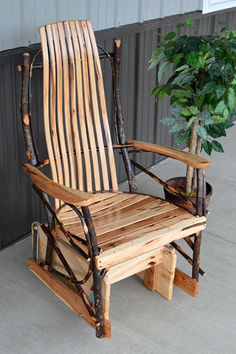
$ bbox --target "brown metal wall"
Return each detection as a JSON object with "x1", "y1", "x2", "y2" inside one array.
[{"x1": 1, "y1": 9, "x2": 236, "y2": 248}]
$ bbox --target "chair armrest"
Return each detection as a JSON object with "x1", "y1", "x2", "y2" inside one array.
[
  {"x1": 22, "y1": 164, "x2": 115, "y2": 206},
  {"x1": 126, "y1": 139, "x2": 210, "y2": 169}
]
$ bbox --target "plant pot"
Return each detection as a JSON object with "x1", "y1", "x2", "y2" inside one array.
[{"x1": 164, "y1": 177, "x2": 212, "y2": 214}]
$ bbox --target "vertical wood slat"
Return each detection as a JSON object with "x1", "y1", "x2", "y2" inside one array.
[
  {"x1": 87, "y1": 21, "x2": 118, "y2": 191},
  {"x1": 69, "y1": 20, "x2": 93, "y2": 192},
  {"x1": 75, "y1": 21, "x2": 101, "y2": 191},
  {"x1": 64, "y1": 21, "x2": 84, "y2": 191},
  {"x1": 57, "y1": 22, "x2": 77, "y2": 190},
  {"x1": 51, "y1": 24, "x2": 70, "y2": 188},
  {"x1": 39, "y1": 20, "x2": 118, "y2": 194},
  {"x1": 45, "y1": 25, "x2": 63, "y2": 187},
  {"x1": 38, "y1": 27, "x2": 58, "y2": 186},
  {"x1": 81, "y1": 21, "x2": 110, "y2": 191}
]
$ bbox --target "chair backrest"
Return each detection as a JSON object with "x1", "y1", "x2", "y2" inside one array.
[{"x1": 38, "y1": 20, "x2": 118, "y2": 205}]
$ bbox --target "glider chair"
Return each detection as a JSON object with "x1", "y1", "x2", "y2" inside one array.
[{"x1": 19, "y1": 20, "x2": 209, "y2": 338}]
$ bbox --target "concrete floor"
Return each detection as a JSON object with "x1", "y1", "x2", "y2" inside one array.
[{"x1": 1, "y1": 126, "x2": 236, "y2": 354}]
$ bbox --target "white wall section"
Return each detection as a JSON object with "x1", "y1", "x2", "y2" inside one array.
[
  {"x1": 0, "y1": 0, "x2": 203, "y2": 51},
  {"x1": 203, "y1": 0, "x2": 236, "y2": 14}
]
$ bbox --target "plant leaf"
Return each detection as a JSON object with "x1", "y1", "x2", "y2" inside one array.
[
  {"x1": 203, "y1": 140, "x2": 212, "y2": 155},
  {"x1": 196, "y1": 125, "x2": 207, "y2": 139},
  {"x1": 223, "y1": 107, "x2": 229, "y2": 122},
  {"x1": 215, "y1": 100, "x2": 226, "y2": 114},
  {"x1": 198, "y1": 55, "x2": 205, "y2": 68},
  {"x1": 158, "y1": 62, "x2": 170, "y2": 82},
  {"x1": 170, "y1": 107, "x2": 182, "y2": 117},
  {"x1": 211, "y1": 140, "x2": 224, "y2": 152},
  {"x1": 228, "y1": 87, "x2": 235, "y2": 111},
  {"x1": 181, "y1": 109, "x2": 192, "y2": 116},
  {"x1": 174, "y1": 135, "x2": 185, "y2": 146},
  {"x1": 211, "y1": 115, "x2": 225, "y2": 123},
  {"x1": 151, "y1": 86, "x2": 161, "y2": 96},
  {"x1": 224, "y1": 120, "x2": 234, "y2": 129},
  {"x1": 186, "y1": 18, "x2": 194, "y2": 29},
  {"x1": 158, "y1": 90, "x2": 165, "y2": 100},
  {"x1": 164, "y1": 32, "x2": 176, "y2": 41},
  {"x1": 215, "y1": 84, "x2": 226, "y2": 98},
  {"x1": 176, "y1": 23, "x2": 185, "y2": 30},
  {"x1": 160, "y1": 117, "x2": 176, "y2": 126},
  {"x1": 199, "y1": 42, "x2": 212, "y2": 53},
  {"x1": 187, "y1": 116, "x2": 196, "y2": 128},
  {"x1": 176, "y1": 64, "x2": 189, "y2": 72},
  {"x1": 206, "y1": 124, "x2": 226, "y2": 138},
  {"x1": 186, "y1": 51, "x2": 198, "y2": 66},
  {"x1": 189, "y1": 106, "x2": 200, "y2": 115},
  {"x1": 169, "y1": 123, "x2": 184, "y2": 133},
  {"x1": 173, "y1": 91, "x2": 185, "y2": 98},
  {"x1": 200, "y1": 81, "x2": 215, "y2": 96},
  {"x1": 173, "y1": 54, "x2": 184, "y2": 65}
]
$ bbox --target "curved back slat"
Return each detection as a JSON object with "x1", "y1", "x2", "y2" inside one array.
[{"x1": 38, "y1": 20, "x2": 118, "y2": 206}]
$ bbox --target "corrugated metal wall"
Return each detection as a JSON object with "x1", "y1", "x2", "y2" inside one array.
[
  {"x1": 1, "y1": 9, "x2": 236, "y2": 248},
  {"x1": 0, "y1": 0, "x2": 203, "y2": 51}
]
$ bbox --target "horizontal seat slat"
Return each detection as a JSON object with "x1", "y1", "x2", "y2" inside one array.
[
  {"x1": 99, "y1": 208, "x2": 185, "y2": 248},
  {"x1": 67, "y1": 202, "x2": 178, "y2": 237},
  {"x1": 96, "y1": 216, "x2": 206, "y2": 269},
  {"x1": 58, "y1": 192, "x2": 206, "y2": 269}
]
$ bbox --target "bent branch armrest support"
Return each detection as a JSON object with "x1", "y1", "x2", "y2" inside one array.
[
  {"x1": 126, "y1": 139, "x2": 210, "y2": 169},
  {"x1": 22, "y1": 164, "x2": 115, "y2": 207}
]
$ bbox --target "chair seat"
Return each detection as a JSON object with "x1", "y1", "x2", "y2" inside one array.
[{"x1": 58, "y1": 192, "x2": 206, "y2": 269}]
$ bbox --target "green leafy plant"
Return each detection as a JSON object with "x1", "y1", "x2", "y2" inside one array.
[{"x1": 150, "y1": 20, "x2": 235, "y2": 194}]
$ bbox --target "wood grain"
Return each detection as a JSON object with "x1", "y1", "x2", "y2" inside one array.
[
  {"x1": 155, "y1": 246, "x2": 176, "y2": 300},
  {"x1": 38, "y1": 20, "x2": 118, "y2": 193},
  {"x1": 126, "y1": 139, "x2": 210, "y2": 169},
  {"x1": 22, "y1": 163, "x2": 119, "y2": 206},
  {"x1": 38, "y1": 26, "x2": 58, "y2": 199},
  {"x1": 70, "y1": 20, "x2": 92, "y2": 191},
  {"x1": 76, "y1": 21, "x2": 101, "y2": 191},
  {"x1": 64, "y1": 21, "x2": 84, "y2": 191},
  {"x1": 144, "y1": 246, "x2": 176, "y2": 300},
  {"x1": 45, "y1": 25, "x2": 64, "y2": 192},
  {"x1": 105, "y1": 247, "x2": 163, "y2": 284},
  {"x1": 87, "y1": 21, "x2": 118, "y2": 191},
  {"x1": 58, "y1": 22, "x2": 77, "y2": 189},
  {"x1": 95, "y1": 215, "x2": 206, "y2": 269},
  {"x1": 28, "y1": 258, "x2": 111, "y2": 338},
  {"x1": 51, "y1": 23, "x2": 70, "y2": 187},
  {"x1": 174, "y1": 268, "x2": 199, "y2": 297}
]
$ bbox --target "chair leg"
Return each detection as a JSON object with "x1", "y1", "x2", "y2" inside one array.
[
  {"x1": 192, "y1": 232, "x2": 202, "y2": 281},
  {"x1": 102, "y1": 278, "x2": 111, "y2": 320},
  {"x1": 144, "y1": 246, "x2": 176, "y2": 300}
]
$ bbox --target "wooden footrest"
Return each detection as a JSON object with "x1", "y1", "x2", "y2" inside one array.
[{"x1": 28, "y1": 258, "x2": 111, "y2": 338}]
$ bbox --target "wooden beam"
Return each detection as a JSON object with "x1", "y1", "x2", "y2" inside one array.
[
  {"x1": 126, "y1": 139, "x2": 210, "y2": 169},
  {"x1": 174, "y1": 268, "x2": 199, "y2": 297},
  {"x1": 28, "y1": 258, "x2": 111, "y2": 338},
  {"x1": 105, "y1": 247, "x2": 163, "y2": 284},
  {"x1": 96, "y1": 217, "x2": 206, "y2": 269},
  {"x1": 102, "y1": 278, "x2": 111, "y2": 321},
  {"x1": 144, "y1": 246, "x2": 176, "y2": 300}
]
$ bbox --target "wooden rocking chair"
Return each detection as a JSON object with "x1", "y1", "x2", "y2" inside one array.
[{"x1": 19, "y1": 20, "x2": 209, "y2": 338}]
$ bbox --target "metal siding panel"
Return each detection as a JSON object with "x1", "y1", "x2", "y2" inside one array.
[
  {"x1": 0, "y1": 0, "x2": 204, "y2": 51},
  {"x1": 162, "y1": 0, "x2": 183, "y2": 18},
  {"x1": 123, "y1": 0, "x2": 140, "y2": 26},
  {"x1": 181, "y1": 0, "x2": 203, "y2": 14},
  {"x1": 0, "y1": 0, "x2": 22, "y2": 51},
  {"x1": 0, "y1": 61, "x2": 41, "y2": 248},
  {"x1": 1, "y1": 9, "x2": 236, "y2": 248}
]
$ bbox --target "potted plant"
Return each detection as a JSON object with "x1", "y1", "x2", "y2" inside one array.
[{"x1": 149, "y1": 19, "x2": 235, "y2": 204}]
